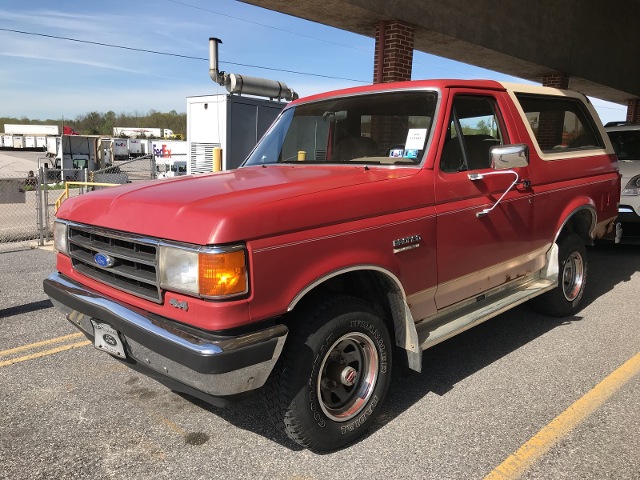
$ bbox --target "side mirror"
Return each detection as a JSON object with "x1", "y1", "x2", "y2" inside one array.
[{"x1": 491, "y1": 144, "x2": 529, "y2": 170}]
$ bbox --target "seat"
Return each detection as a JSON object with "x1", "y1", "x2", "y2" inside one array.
[
  {"x1": 463, "y1": 134, "x2": 498, "y2": 170},
  {"x1": 440, "y1": 139, "x2": 464, "y2": 172},
  {"x1": 332, "y1": 137, "x2": 378, "y2": 161}
]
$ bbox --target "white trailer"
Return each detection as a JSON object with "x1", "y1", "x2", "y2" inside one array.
[
  {"x1": 120, "y1": 138, "x2": 150, "y2": 156},
  {"x1": 36, "y1": 136, "x2": 47, "y2": 148},
  {"x1": 113, "y1": 139, "x2": 129, "y2": 160},
  {"x1": 4, "y1": 124, "x2": 59, "y2": 136},
  {"x1": 98, "y1": 138, "x2": 113, "y2": 165},
  {"x1": 129, "y1": 138, "x2": 141, "y2": 156},
  {"x1": 25, "y1": 136, "x2": 36, "y2": 148},
  {"x1": 113, "y1": 127, "x2": 162, "y2": 138},
  {"x1": 12, "y1": 136, "x2": 25, "y2": 149},
  {"x1": 186, "y1": 94, "x2": 285, "y2": 173},
  {"x1": 139, "y1": 139, "x2": 151, "y2": 156},
  {"x1": 3, "y1": 135, "x2": 12, "y2": 147},
  {"x1": 55, "y1": 135, "x2": 101, "y2": 176},
  {"x1": 152, "y1": 140, "x2": 188, "y2": 178},
  {"x1": 46, "y1": 136, "x2": 59, "y2": 156}
]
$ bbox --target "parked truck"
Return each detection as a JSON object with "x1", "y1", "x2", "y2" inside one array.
[
  {"x1": 113, "y1": 127, "x2": 174, "y2": 138},
  {"x1": 152, "y1": 140, "x2": 188, "y2": 178},
  {"x1": 2, "y1": 124, "x2": 59, "y2": 150},
  {"x1": 44, "y1": 79, "x2": 621, "y2": 451},
  {"x1": 4, "y1": 124, "x2": 59, "y2": 136},
  {"x1": 53, "y1": 134, "x2": 102, "y2": 177},
  {"x1": 112, "y1": 138, "x2": 129, "y2": 160}
]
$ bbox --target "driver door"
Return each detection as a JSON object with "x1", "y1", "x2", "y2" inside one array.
[{"x1": 434, "y1": 91, "x2": 534, "y2": 309}]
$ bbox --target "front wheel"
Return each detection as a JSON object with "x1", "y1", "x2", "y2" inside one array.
[
  {"x1": 532, "y1": 233, "x2": 587, "y2": 317},
  {"x1": 264, "y1": 295, "x2": 392, "y2": 451}
]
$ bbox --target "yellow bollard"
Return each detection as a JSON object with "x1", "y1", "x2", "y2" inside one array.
[
  {"x1": 297, "y1": 151, "x2": 306, "y2": 161},
  {"x1": 213, "y1": 147, "x2": 222, "y2": 172}
]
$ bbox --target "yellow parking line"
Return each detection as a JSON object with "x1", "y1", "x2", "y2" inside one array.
[
  {"x1": 484, "y1": 351, "x2": 640, "y2": 480},
  {"x1": 0, "y1": 332, "x2": 85, "y2": 358},
  {"x1": 0, "y1": 340, "x2": 90, "y2": 368}
]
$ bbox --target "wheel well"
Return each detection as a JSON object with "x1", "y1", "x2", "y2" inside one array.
[
  {"x1": 558, "y1": 208, "x2": 595, "y2": 245},
  {"x1": 287, "y1": 269, "x2": 404, "y2": 345}
]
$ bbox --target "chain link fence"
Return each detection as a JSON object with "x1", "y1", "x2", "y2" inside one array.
[
  {"x1": 0, "y1": 156, "x2": 156, "y2": 252},
  {"x1": 91, "y1": 155, "x2": 156, "y2": 183},
  {"x1": 0, "y1": 175, "x2": 39, "y2": 251}
]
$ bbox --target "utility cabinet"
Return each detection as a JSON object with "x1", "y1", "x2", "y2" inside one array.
[{"x1": 186, "y1": 94, "x2": 286, "y2": 173}]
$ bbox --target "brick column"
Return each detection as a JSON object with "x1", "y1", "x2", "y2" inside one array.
[
  {"x1": 627, "y1": 98, "x2": 640, "y2": 122},
  {"x1": 371, "y1": 21, "x2": 415, "y2": 151},
  {"x1": 538, "y1": 73, "x2": 571, "y2": 148},
  {"x1": 373, "y1": 21, "x2": 415, "y2": 83},
  {"x1": 542, "y1": 72, "x2": 570, "y2": 89}
]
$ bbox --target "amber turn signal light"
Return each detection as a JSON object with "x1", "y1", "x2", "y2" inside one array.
[{"x1": 198, "y1": 249, "x2": 247, "y2": 297}]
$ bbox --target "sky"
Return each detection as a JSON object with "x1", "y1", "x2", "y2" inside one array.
[{"x1": 0, "y1": 0, "x2": 628, "y2": 124}]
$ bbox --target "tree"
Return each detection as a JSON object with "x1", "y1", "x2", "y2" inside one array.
[{"x1": 2, "y1": 110, "x2": 186, "y2": 137}]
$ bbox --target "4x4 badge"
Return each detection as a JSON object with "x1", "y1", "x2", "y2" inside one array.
[{"x1": 169, "y1": 298, "x2": 189, "y2": 311}]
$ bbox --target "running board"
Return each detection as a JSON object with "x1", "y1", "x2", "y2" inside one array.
[{"x1": 416, "y1": 278, "x2": 556, "y2": 351}]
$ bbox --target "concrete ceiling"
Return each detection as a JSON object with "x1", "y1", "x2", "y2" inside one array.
[{"x1": 241, "y1": 0, "x2": 640, "y2": 105}]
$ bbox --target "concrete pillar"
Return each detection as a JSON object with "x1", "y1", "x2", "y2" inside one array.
[
  {"x1": 542, "y1": 73, "x2": 570, "y2": 89},
  {"x1": 373, "y1": 21, "x2": 415, "y2": 83},
  {"x1": 627, "y1": 98, "x2": 640, "y2": 122}
]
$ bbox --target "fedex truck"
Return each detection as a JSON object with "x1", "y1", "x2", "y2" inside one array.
[
  {"x1": 113, "y1": 139, "x2": 129, "y2": 160},
  {"x1": 152, "y1": 140, "x2": 188, "y2": 178}
]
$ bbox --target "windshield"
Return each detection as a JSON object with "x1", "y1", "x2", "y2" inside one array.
[
  {"x1": 607, "y1": 130, "x2": 640, "y2": 160},
  {"x1": 244, "y1": 90, "x2": 438, "y2": 166}
]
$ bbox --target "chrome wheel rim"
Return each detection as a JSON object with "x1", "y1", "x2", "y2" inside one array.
[
  {"x1": 317, "y1": 332, "x2": 379, "y2": 422},
  {"x1": 562, "y1": 251, "x2": 584, "y2": 301}
]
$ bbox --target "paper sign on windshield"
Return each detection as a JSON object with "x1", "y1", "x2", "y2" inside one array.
[{"x1": 405, "y1": 129, "x2": 428, "y2": 150}]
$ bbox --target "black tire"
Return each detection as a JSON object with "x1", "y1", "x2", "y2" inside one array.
[
  {"x1": 531, "y1": 233, "x2": 587, "y2": 317},
  {"x1": 263, "y1": 294, "x2": 392, "y2": 451}
]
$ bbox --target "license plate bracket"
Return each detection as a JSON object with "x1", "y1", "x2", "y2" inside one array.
[{"x1": 91, "y1": 320, "x2": 127, "y2": 358}]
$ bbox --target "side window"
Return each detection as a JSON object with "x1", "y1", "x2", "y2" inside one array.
[
  {"x1": 440, "y1": 96, "x2": 505, "y2": 173},
  {"x1": 515, "y1": 93, "x2": 605, "y2": 153}
]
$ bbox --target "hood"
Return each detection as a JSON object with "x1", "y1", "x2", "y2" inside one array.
[{"x1": 57, "y1": 165, "x2": 424, "y2": 245}]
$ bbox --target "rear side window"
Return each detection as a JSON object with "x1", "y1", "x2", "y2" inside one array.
[{"x1": 515, "y1": 93, "x2": 605, "y2": 153}]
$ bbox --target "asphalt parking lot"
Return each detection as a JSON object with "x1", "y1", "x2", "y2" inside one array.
[{"x1": 1, "y1": 244, "x2": 638, "y2": 479}]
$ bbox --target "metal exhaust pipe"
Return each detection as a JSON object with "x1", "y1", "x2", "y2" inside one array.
[
  {"x1": 208, "y1": 36, "x2": 298, "y2": 100},
  {"x1": 209, "y1": 37, "x2": 225, "y2": 85}
]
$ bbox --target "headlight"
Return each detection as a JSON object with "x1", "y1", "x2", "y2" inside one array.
[
  {"x1": 159, "y1": 244, "x2": 248, "y2": 299},
  {"x1": 53, "y1": 221, "x2": 69, "y2": 255},
  {"x1": 622, "y1": 175, "x2": 640, "y2": 196}
]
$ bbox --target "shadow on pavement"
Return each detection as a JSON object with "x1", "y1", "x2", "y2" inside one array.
[
  {"x1": 151, "y1": 243, "x2": 640, "y2": 452},
  {"x1": 0, "y1": 299, "x2": 53, "y2": 320}
]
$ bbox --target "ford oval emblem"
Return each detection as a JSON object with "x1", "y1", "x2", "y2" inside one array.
[{"x1": 94, "y1": 252, "x2": 115, "y2": 268}]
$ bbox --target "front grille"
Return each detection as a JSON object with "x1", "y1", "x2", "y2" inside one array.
[{"x1": 68, "y1": 224, "x2": 161, "y2": 303}]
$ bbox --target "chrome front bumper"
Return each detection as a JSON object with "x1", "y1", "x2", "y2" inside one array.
[{"x1": 44, "y1": 272, "x2": 288, "y2": 399}]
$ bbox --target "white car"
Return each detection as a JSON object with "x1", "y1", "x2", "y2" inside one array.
[{"x1": 605, "y1": 122, "x2": 640, "y2": 233}]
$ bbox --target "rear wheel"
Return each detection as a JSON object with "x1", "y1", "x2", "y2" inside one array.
[
  {"x1": 532, "y1": 233, "x2": 587, "y2": 317},
  {"x1": 264, "y1": 295, "x2": 392, "y2": 451}
]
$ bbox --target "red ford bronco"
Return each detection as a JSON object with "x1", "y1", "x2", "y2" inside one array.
[{"x1": 44, "y1": 79, "x2": 620, "y2": 451}]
